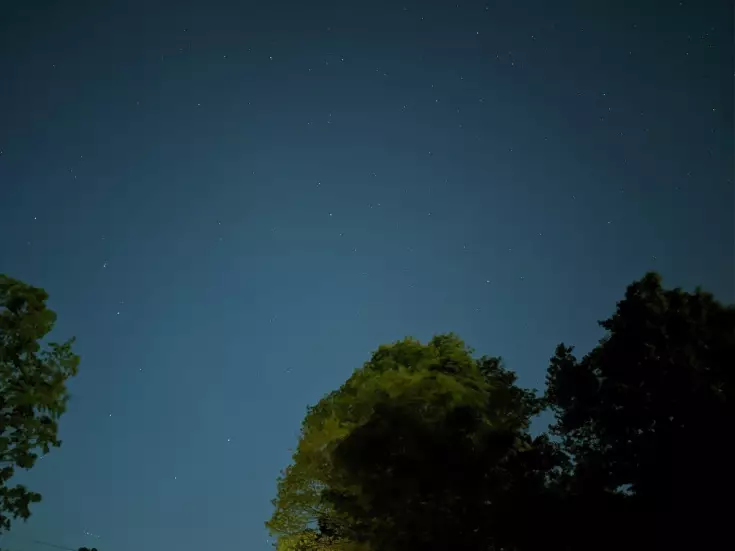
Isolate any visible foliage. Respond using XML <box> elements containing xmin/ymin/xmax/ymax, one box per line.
<box><xmin>0</xmin><ymin>275</ymin><xmax>80</xmax><ymax>534</ymax></box>
<box><xmin>268</xmin><ymin>272</ymin><xmax>734</xmax><ymax>550</ymax></box>
<box><xmin>267</xmin><ymin>334</ymin><xmax>561</xmax><ymax>550</ymax></box>
<box><xmin>546</xmin><ymin>272</ymin><xmax>735</xmax><ymax>549</ymax></box>
<box><xmin>274</xmin><ymin>529</ymin><xmax>367</xmax><ymax>551</ymax></box>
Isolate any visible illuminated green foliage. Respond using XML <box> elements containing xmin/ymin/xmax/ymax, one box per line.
<box><xmin>267</xmin><ymin>334</ymin><xmax>557</xmax><ymax>550</ymax></box>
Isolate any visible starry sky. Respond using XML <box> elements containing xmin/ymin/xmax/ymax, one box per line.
<box><xmin>0</xmin><ymin>1</ymin><xmax>732</xmax><ymax>550</ymax></box>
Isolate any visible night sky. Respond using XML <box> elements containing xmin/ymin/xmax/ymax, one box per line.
<box><xmin>0</xmin><ymin>1</ymin><xmax>732</xmax><ymax>550</ymax></box>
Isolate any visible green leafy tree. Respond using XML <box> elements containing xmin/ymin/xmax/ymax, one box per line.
<box><xmin>546</xmin><ymin>272</ymin><xmax>735</xmax><ymax>550</ymax></box>
<box><xmin>268</xmin><ymin>334</ymin><xmax>563</xmax><ymax>551</ymax></box>
<box><xmin>269</xmin><ymin>272</ymin><xmax>734</xmax><ymax>551</ymax></box>
<box><xmin>274</xmin><ymin>529</ymin><xmax>366</xmax><ymax>551</ymax></box>
<box><xmin>0</xmin><ymin>275</ymin><xmax>80</xmax><ymax>534</ymax></box>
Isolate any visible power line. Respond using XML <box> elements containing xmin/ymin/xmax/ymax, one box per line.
<box><xmin>0</xmin><ymin>535</ymin><xmax>94</xmax><ymax>551</ymax></box>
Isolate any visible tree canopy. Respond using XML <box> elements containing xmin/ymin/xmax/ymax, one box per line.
<box><xmin>546</xmin><ymin>272</ymin><xmax>735</xmax><ymax>549</ymax></box>
<box><xmin>267</xmin><ymin>334</ymin><xmax>564</xmax><ymax>551</ymax></box>
<box><xmin>0</xmin><ymin>275</ymin><xmax>80</xmax><ymax>534</ymax></box>
<box><xmin>267</xmin><ymin>272</ymin><xmax>734</xmax><ymax>550</ymax></box>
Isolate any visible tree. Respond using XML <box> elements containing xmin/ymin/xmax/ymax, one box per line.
<box><xmin>274</xmin><ymin>530</ymin><xmax>366</xmax><ymax>551</ymax></box>
<box><xmin>546</xmin><ymin>272</ymin><xmax>735</xmax><ymax>550</ymax></box>
<box><xmin>0</xmin><ymin>275</ymin><xmax>80</xmax><ymax>534</ymax></box>
<box><xmin>269</xmin><ymin>272</ymin><xmax>734</xmax><ymax>551</ymax></box>
<box><xmin>267</xmin><ymin>334</ymin><xmax>564</xmax><ymax>551</ymax></box>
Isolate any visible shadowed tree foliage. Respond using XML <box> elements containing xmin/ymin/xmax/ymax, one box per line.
<box><xmin>546</xmin><ymin>272</ymin><xmax>735</xmax><ymax>550</ymax></box>
<box><xmin>267</xmin><ymin>334</ymin><xmax>565</xmax><ymax>551</ymax></box>
<box><xmin>0</xmin><ymin>275</ymin><xmax>80</xmax><ymax>534</ymax></box>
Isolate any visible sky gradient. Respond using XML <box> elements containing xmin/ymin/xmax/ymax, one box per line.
<box><xmin>0</xmin><ymin>1</ymin><xmax>733</xmax><ymax>550</ymax></box>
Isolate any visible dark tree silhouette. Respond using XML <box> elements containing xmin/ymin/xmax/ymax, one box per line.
<box><xmin>0</xmin><ymin>275</ymin><xmax>80</xmax><ymax>534</ymax></box>
<box><xmin>546</xmin><ymin>272</ymin><xmax>735</xmax><ymax>550</ymax></box>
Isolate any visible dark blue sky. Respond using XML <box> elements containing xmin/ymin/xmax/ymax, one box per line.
<box><xmin>1</xmin><ymin>1</ymin><xmax>732</xmax><ymax>550</ymax></box>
